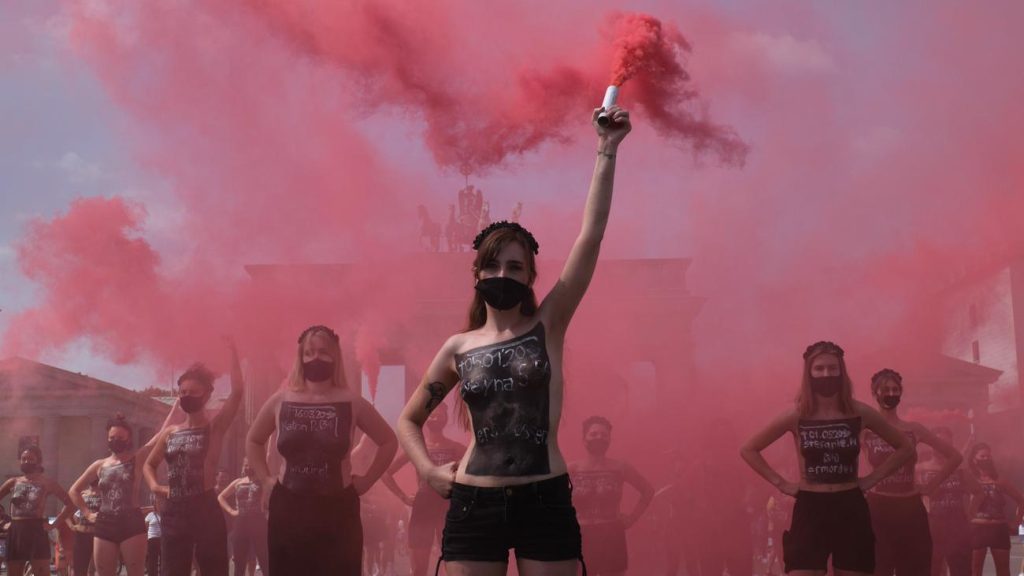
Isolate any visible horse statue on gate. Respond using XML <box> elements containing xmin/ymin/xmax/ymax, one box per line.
<box><xmin>417</xmin><ymin>205</ymin><xmax>441</xmax><ymax>252</ymax></box>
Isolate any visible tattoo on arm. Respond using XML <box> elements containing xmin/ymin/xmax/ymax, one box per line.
<box><xmin>424</xmin><ymin>382</ymin><xmax>446</xmax><ymax>414</ymax></box>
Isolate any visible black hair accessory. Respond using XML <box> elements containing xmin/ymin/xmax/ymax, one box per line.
<box><xmin>472</xmin><ymin>221</ymin><xmax>539</xmax><ymax>255</ymax></box>
<box><xmin>298</xmin><ymin>325</ymin><xmax>340</xmax><ymax>344</ymax></box>
<box><xmin>803</xmin><ymin>341</ymin><xmax>845</xmax><ymax>360</ymax></box>
<box><xmin>871</xmin><ymin>368</ymin><xmax>903</xmax><ymax>385</ymax></box>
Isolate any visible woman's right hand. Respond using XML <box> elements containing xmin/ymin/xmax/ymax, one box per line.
<box><xmin>426</xmin><ymin>462</ymin><xmax>457</xmax><ymax>499</ymax></box>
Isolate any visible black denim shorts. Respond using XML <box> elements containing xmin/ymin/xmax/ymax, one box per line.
<box><xmin>441</xmin><ymin>474</ymin><xmax>583</xmax><ymax>565</ymax></box>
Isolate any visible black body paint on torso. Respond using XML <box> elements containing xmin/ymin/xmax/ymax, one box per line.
<box><xmin>98</xmin><ymin>460</ymin><xmax>136</xmax><ymax>514</ymax></box>
<box><xmin>276</xmin><ymin>401</ymin><xmax>352</xmax><ymax>494</ymax></box>
<box><xmin>571</xmin><ymin>468</ymin><xmax>624</xmax><ymax>523</ymax></box>
<box><xmin>797</xmin><ymin>417</ymin><xmax>861</xmax><ymax>484</ymax></box>
<box><xmin>456</xmin><ymin>322</ymin><xmax>552</xmax><ymax>476</ymax></box>
<box><xmin>923</xmin><ymin>468</ymin><xmax>967</xmax><ymax>519</ymax></box>
<box><xmin>166</xmin><ymin>426</ymin><xmax>211</xmax><ymax>500</ymax></box>
<box><xmin>10</xmin><ymin>479</ymin><xmax>45</xmax><ymax>518</ymax></box>
<box><xmin>864</xmin><ymin>428</ymin><xmax>917</xmax><ymax>493</ymax></box>
<box><xmin>975</xmin><ymin>481</ymin><xmax>1007</xmax><ymax>521</ymax></box>
<box><xmin>235</xmin><ymin>480</ymin><xmax>262</xmax><ymax>517</ymax></box>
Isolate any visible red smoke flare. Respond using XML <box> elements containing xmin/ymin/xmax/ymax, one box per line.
<box><xmin>604</xmin><ymin>12</ymin><xmax>748</xmax><ymax>166</ymax></box>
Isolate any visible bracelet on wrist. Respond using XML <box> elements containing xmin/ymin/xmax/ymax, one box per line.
<box><xmin>597</xmin><ymin>150</ymin><xmax>617</xmax><ymax>159</ymax></box>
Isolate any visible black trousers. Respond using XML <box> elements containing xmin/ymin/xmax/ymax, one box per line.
<box><xmin>146</xmin><ymin>538</ymin><xmax>161</xmax><ymax>576</ymax></box>
<box><xmin>161</xmin><ymin>491</ymin><xmax>228</xmax><ymax>576</ymax></box>
<box><xmin>231</xmin><ymin>515</ymin><xmax>269</xmax><ymax>576</ymax></box>
<box><xmin>268</xmin><ymin>482</ymin><xmax>362</xmax><ymax>576</ymax></box>
<box><xmin>73</xmin><ymin>530</ymin><xmax>94</xmax><ymax>576</ymax></box>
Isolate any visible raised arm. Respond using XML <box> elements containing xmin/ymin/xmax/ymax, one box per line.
<box><xmin>857</xmin><ymin>403</ymin><xmax>913</xmax><ymax>491</ymax></box>
<box><xmin>245</xmin><ymin>391</ymin><xmax>281</xmax><ymax>509</ymax></box>
<box><xmin>540</xmin><ymin>106</ymin><xmax>631</xmax><ymax>332</ymax></box>
<box><xmin>351</xmin><ymin>398</ymin><xmax>398</xmax><ymax>495</ymax></box>
<box><xmin>396</xmin><ymin>338</ymin><xmax>461</xmax><ymax>498</ymax></box>
<box><xmin>621</xmin><ymin>462</ymin><xmax>655</xmax><ymax>529</ymax></box>
<box><xmin>213</xmin><ymin>338</ymin><xmax>245</xmax><ymax>434</ymax></box>
<box><xmin>915</xmin><ymin>424</ymin><xmax>963</xmax><ymax>494</ymax></box>
<box><xmin>739</xmin><ymin>409</ymin><xmax>799</xmax><ymax>496</ymax></box>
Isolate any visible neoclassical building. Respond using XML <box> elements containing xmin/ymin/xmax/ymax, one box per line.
<box><xmin>0</xmin><ymin>357</ymin><xmax>170</xmax><ymax>515</ymax></box>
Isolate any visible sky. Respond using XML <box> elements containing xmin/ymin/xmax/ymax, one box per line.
<box><xmin>2</xmin><ymin>0</ymin><xmax>1023</xmax><ymax>418</ymax></box>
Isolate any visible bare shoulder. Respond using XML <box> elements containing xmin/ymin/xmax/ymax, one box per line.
<box><xmin>261</xmin><ymin>390</ymin><xmax>285</xmax><ymax>409</ymax></box>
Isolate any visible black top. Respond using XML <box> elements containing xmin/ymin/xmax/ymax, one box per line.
<box><xmin>455</xmin><ymin>322</ymin><xmax>552</xmax><ymax>477</ymax></box>
<box><xmin>923</xmin><ymin>468</ymin><xmax>967</xmax><ymax>519</ymax></box>
<box><xmin>77</xmin><ymin>492</ymin><xmax>102</xmax><ymax>527</ymax></box>
<box><xmin>571</xmin><ymin>468</ymin><xmax>624</xmax><ymax>523</ymax></box>
<box><xmin>276</xmin><ymin>401</ymin><xmax>352</xmax><ymax>494</ymax></box>
<box><xmin>974</xmin><ymin>481</ymin><xmax>1007</xmax><ymax>522</ymax></box>
<box><xmin>10</xmin><ymin>479</ymin><xmax>45</xmax><ymax>518</ymax></box>
<box><xmin>234</xmin><ymin>480</ymin><xmax>262</xmax><ymax>517</ymax></box>
<box><xmin>797</xmin><ymin>417</ymin><xmax>861</xmax><ymax>484</ymax></box>
<box><xmin>166</xmin><ymin>426</ymin><xmax>210</xmax><ymax>500</ymax></box>
<box><xmin>864</xmin><ymin>429</ymin><xmax>917</xmax><ymax>494</ymax></box>
<box><xmin>98</xmin><ymin>460</ymin><xmax>137</xmax><ymax>515</ymax></box>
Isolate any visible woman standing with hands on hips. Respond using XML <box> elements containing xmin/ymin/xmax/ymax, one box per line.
<box><xmin>740</xmin><ymin>341</ymin><xmax>915</xmax><ymax>576</ymax></box>
<box><xmin>245</xmin><ymin>325</ymin><xmax>398</xmax><ymax>576</ymax></box>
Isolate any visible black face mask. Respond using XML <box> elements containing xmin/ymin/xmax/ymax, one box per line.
<box><xmin>303</xmin><ymin>358</ymin><xmax>334</xmax><ymax>383</ymax></box>
<box><xmin>585</xmin><ymin>438</ymin><xmax>610</xmax><ymax>457</ymax></box>
<box><xmin>20</xmin><ymin>462</ymin><xmax>40</xmax><ymax>475</ymax></box>
<box><xmin>879</xmin><ymin>395</ymin><xmax>901</xmax><ymax>409</ymax></box>
<box><xmin>179</xmin><ymin>395</ymin><xmax>206</xmax><ymax>414</ymax></box>
<box><xmin>476</xmin><ymin>277</ymin><xmax>530</xmax><ymax>311</ymax></box>
<box><xmin>810</xmin><ymin>375</ymin><xmax>843</xmax><ymax>398</ymax></box>
<box><xmin>108</xmin><ymin>438</ymin><xmax>131</xmax><ymax>454</ymax></box>
<box><xmin>242</xmin><ymin>467</ymin><xmax>254</xmax><ymax>478</ymax></box>
<box><xmin>976</xmin><ymin>460</ymin><xmax>996</xmax><ymax>474</ymax></box>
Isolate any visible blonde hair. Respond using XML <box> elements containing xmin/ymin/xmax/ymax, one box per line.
<box><xmin>287</xmin><ymin>326</ymin><xmax>347</xmax><ymax>391</ymax></box>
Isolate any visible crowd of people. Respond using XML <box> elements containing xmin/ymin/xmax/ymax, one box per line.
<box><xmin>0</xmin><ymin>104</ymin><xmax>1022</xmax><ymax>576</ymax></box>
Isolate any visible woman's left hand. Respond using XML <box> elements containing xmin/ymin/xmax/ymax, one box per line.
<box><xmin>593</xmin><ymin>105</ymin><xmax>632</xmax><ymax>146</ymax></box>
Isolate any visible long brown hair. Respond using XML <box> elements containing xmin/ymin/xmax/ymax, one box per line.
<box><xmin>464</xmin><ymin>227</ymin><xmax>539</xmax><ymax>331</ymax></box>
<box><xmin>455</xmin><ymin>228</ymin><xmax>540</xmax><ymax>428</ymax></box>
<box><xmin>796</xmin><ymin>342</ymin><xmax>856</xmax><ymax>418</ymax></box>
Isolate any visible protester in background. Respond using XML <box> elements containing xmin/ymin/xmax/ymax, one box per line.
<box><xmin>568</xmin><ymin>415</ymin><xmax>653</xmax><ymax>576</ymax></box>
<box><xmin>740</xmin><ymin>341</ymin><xmax>914</xmax><ymax>576</ymax></box>
<box><xmin>966</xmin><ymin>443</ymin><xmax>1024</xmax><ymax>576</ymax></box>
<box><xmin>0</xmin><ymin>445</ymin><xmax>75</xmax><ymax>576</ymax></box>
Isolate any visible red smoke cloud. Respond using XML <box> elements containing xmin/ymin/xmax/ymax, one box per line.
<box><xmin>7</xmin><ymin>6</ymin><xmax>1024</xmax><ymax>567</ymax></box>
<box><xmin>605</xmin><ymin>12</ymin><xmax>748</xmax><ymax>166</ymax></box>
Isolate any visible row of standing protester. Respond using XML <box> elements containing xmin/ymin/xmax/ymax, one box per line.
<box><xmin>741</xmin><ymin>341</ymin><xmax>1024</xmax><ymax>576</ymax></box>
